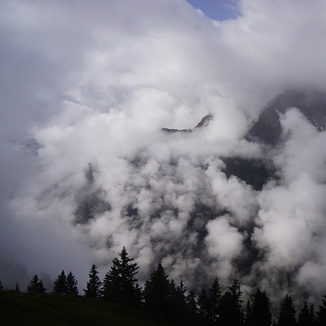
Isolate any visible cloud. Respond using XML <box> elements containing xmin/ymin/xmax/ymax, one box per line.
<box><xmin>251</xmin><ymin>110</ymin><xmax>326</xmax><ymax>297</ymax></box>
<box><xmin>206</xmin><ymin>216</ymin><xmax>244</xmax><ymax>279</ymax></box>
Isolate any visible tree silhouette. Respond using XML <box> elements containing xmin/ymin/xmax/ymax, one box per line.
<box><xmin>84</xmin><ymin>264</ymin><xmax>101</xmax><ymax>298</ymax></box>
<box><xmin>143</xmin><ymin>263</ymin><xmax>171</xmax><ymax>320</ymax></box>
<box><xmin>168</xmin><ymin>280</ymin><xmax>189</xmax><ymax>324</ymax></box>
<box><xmin>198</xmin><ymin>287</ymin><xmax>210</xmax><ymax>324</ymax></box>
<box><xmin>27</xmin><ymin>274</ymin><xmax>46</xmax><ymax>294</ymax></box>
<box><xmin>66</xmin><ymin>271</ymin><xmax>78</xmax><ymax>295</ymax></box>
<box><xmin>101</xmin><ymin>247</ymin><xmax>140</xmax><ymax>307</ymax></box>
<box><xmin>244</xmin><ymin>299</ymin><xmax>252</xmax><ymax>326</ymax></box>
<box><xmin>278</xmin><ymin>295</ymin><xmax>297</xmax><ymax>326</ymax></box>
<box><xmin>52</xmin><ymin>270</ymin><xmax>67</xmax><ymax>294</ymax></box>
<box><xmin>208</xmin><ymin>277</ymin><xmax>222</xmax><ymax>324</ymax></box>
<box><xmin>298</xmin><ymin>301</ymin><xmax>314</xmax><ymax>326</ymax></box>
<box><xmin>5</xmin><ymin>244</ymin><xmax>326</xmax><ymax>326</ymax></box>
<box><xmin>186</xmin><ymin>290</ymin><xmax>199</xmax><ymax>323</ymax></box>
<box><xmin>250</xmin><ymin>288</ymin><xmax>272</xmax><ymax>326</ymax></box>
<box><xmin>219</xmin><ymin>279</ymin><xmax>243</xmax><ymax>326</ymax></box>
<box><xmin>317</xmin><ymin>295</ymin><xmax>326</xmax><ymax>326</ymax></box>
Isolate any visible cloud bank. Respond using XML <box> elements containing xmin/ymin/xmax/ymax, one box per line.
<box><xmin>1</xmin><ymin>0</ymin><xmax>326</xmax><ymax>303</ymax></box>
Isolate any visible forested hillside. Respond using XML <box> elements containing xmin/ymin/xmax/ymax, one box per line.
<box><xmin>1</xmin><ymin>248</ymin><xmax>326</xmax><ymax>326</ymax></box>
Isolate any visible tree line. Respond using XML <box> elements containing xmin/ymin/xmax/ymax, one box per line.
<box><xmin>1</xmin><ymin>247</ymin><xmax>326</xmax><ymax>326</ymax></box>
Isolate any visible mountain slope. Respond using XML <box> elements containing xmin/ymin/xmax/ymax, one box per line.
<box><xmin>247</xmin><ymin>89</ymin><xmax>326</xmax><ymax>145</ymax></box>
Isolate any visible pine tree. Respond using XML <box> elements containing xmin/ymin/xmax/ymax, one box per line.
<box><xmin>187</xmin><ymin>290</ymin><xmax>198</xmax><ymax>320</ymax></box>
<box><xmin>84</xmin><ymin>264</ymin><xmax>101</xmax><ymax>298</ymax></box>
<box><xmin>298</xmin><ymin>301</ymin><xmax>314</xmax><ymax>326</ymax></box>
<box><xmin>134</xmin><ymin>282</ymin><xmax>143</xmax><ymax>307</ymax></box>
<box><xmin>0</xmin><ymin>280</ymin><xmax>3</xmax><ymax>290</ymax></box>
<box><xmin>208</xmin><ymin>277</ymin><xmax>222</xmax><ymax>324</ymax></box>
<box><xmin>229</xmin><ymin>278</ymin><xmax>243</xmax><ymax>302</ymax></box>
<box><xmin>309</xmin><ymin>305</ymin><xmax>315</xmax><ymax>326</ymax></box>
<box><xmin>66</xmin><ymin>271</ymin><xmax>78</xmax><ymax>295</ymax></box>
<box><xmin>15</xmin><ymin>282</ymin><xmax>20</xmax><ymax>293</ymax></box>
<box><xmin>244</xmin><ymin>299</ymin><xmax>252</xmax><ymax>326</ymax></box>
<box><xmin>143</xmin><ymin>263</ymin><xmax>171</xmax><ymax>319</ymax></box>
<box><xmin>101</xmin><ymin>272</ymin><xmax>111</xmax><ymax>300</ymax></box>
<box><xmin>27</xmin><ymin>274</ymin><xmax>46</xmax><ymax>294</ymax></box>
<box><xmin>251</xmin><ymin>288</ymin><xmax>272</xmax><ymax>326</ymax></box>
<box><xmin>220</xmin><ymin>279</ymin><xmax>243</xmax><ymax>326</ymax></box>
<box><xmin>168</xmin><ymin>280</ymin><xmax>189</xmax><ymax>324</ymax></box>
<box><xmin>317</xmin><ymin>295</ymin><xmax>326</xmax><ymax>326</ymax></box>
<box><xmin>52</xmin><ymin>270</ymin><xmax>67</xmax><ymax>294</ymax></box>
<box><xmin>198</xmin><ymin>287</ymin><xmax>210</xmax><ymax>324</ymax></box>
<box><xmin>278</xmin><ymin>295</ymin><xmax>297</xmax><ymax>326</ymax></box>
<box><xmin>101</xmin><ymin>247</ymin><xmax>140</xmax><ymax>307</ymax></box>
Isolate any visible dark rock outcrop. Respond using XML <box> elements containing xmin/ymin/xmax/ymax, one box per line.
<box><xmin>162</xmin><ymin>114</ymin><xmax>213</xmax><ymax>134</ymax></box>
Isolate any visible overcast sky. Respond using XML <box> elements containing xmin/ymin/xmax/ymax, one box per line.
<box><xmin>1</xmin><ymin>0</ymin><xmax>326</xmax><ymax>301</ymax></box>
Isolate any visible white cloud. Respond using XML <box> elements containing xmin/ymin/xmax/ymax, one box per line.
<box><xmin>206</xmin><ymin>216</ymin><xmax>244</xmax><ymax>279</ymax></box>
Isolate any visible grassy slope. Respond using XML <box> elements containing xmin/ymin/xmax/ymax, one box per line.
<box><xmin>0</xmin><ymin>291</ymin><xmax>167</xmax><ymax>326</ymax></box>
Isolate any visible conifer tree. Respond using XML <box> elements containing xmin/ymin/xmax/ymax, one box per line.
<box><xmin>298</xmin><ymin>301</ymin><xmax>314</xmax><ymax>326</ymax></box>
<box><xmin>15</xmin><ymin>282</ymin><xmax>20</xmax><ymax>293</ymax></box>
<box><xmin>84</xmin><ymin>264</ymin><xmax>101</xmax><ymax>298</ymax></box>
<box><xmin>27</xmin><ymin>274</ymin><xmax>46</xmax><ymax>294</ymax></box>
<box><xmin>66</xmin><ymin>271</ymin><xmax>78</xmax><ymax>295</ymax></box>
<box><xmin>52</xmin><ymin>270</ymin><xmax>67</xmax><ymax>294</ymax></box>
<box><xmin>250</xmin><ymin>288</ymin><xmax>272</xmax><ymax>326</ymax></box>
<box><xmin>187</xmin><ymin>290</ymin><xmax>198</xmax><ymax>320</ymax></box>
<box><xmin>229</xmin><ymin>278</ymin><xmax>242</xmax><ymax>302</ymax></box>
<box><xmin>219</xmin><ymin>279</ymin><xmax>243</xmax><ymax>326</ymax></box>
<box><xmin>208</xmin><ymin>277</ymin><xmax>222</xmax><ymax>324</ymax></box>
<box><xmin>278</xmin><ymin>295</ymin><xmax>297</xmax><ymax>326</ymax></box>
<box><xmin>101</xmin><ymin>273</ymin><xmax>111</xmax><ymax>300</ymax></box>
<box><xmin>198</xmin><ymin>287</ymin><xmax>210</xmax><ymax>324</ymax></box>
<box><xmin>143</xmin><ymin>263</ymin><xmax>171</xmax><ymax>319</ymax></box>
<box><xmin>101</xmin><ymin>247</ymin><xmax>140</xmax><ymax>306</ymax></box>
<box><xmin>309</xmin><ymin>305</ymin><xmax>315</xmax><ymax>326</ymax></box>
<box><xmin>244</xmin><ymin>299</ymin><xmax>252</xmax><ymax>326</ymax></box>
<box><xmin>317</xmin><ymin>295</ymin><xmax>326</xmax><ymax>326</ymax></box>
<box><xmin>134</xmin><ymin>282</ymin><xmax>143</xmax><ymax>307</ymax></box>
<box><xmin>168</xmin><ymin>280</ymin><xmax>189</xmax><ymax>324</ymax></box>
<box><xmin>0</xmin><ymin>280</ymin><xmax>3</xmax><ymax>290</ymax></box>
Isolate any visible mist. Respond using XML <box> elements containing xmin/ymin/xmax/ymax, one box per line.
<box><xmin>1</xmin><ymin>0</ymin><xmax>326</xmax><ymax>302</ymax></box>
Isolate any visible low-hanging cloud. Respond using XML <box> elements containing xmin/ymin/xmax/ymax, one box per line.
<box><xmin>1</xmin><ymin>0</ymin><xmax>326</xmax><ymax>303</ymax></box>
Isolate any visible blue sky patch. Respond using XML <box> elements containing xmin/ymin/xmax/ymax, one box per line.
<box><xmin>186</xmin><ymin>0</ymin><xmax>239</xmax><ymax>21</ymax></box>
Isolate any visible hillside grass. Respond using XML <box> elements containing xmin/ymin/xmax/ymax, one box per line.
<box><xmin>0</xmin><ymin>290</ymin><xmax>168</xmax><ymax>326</ymax></box>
